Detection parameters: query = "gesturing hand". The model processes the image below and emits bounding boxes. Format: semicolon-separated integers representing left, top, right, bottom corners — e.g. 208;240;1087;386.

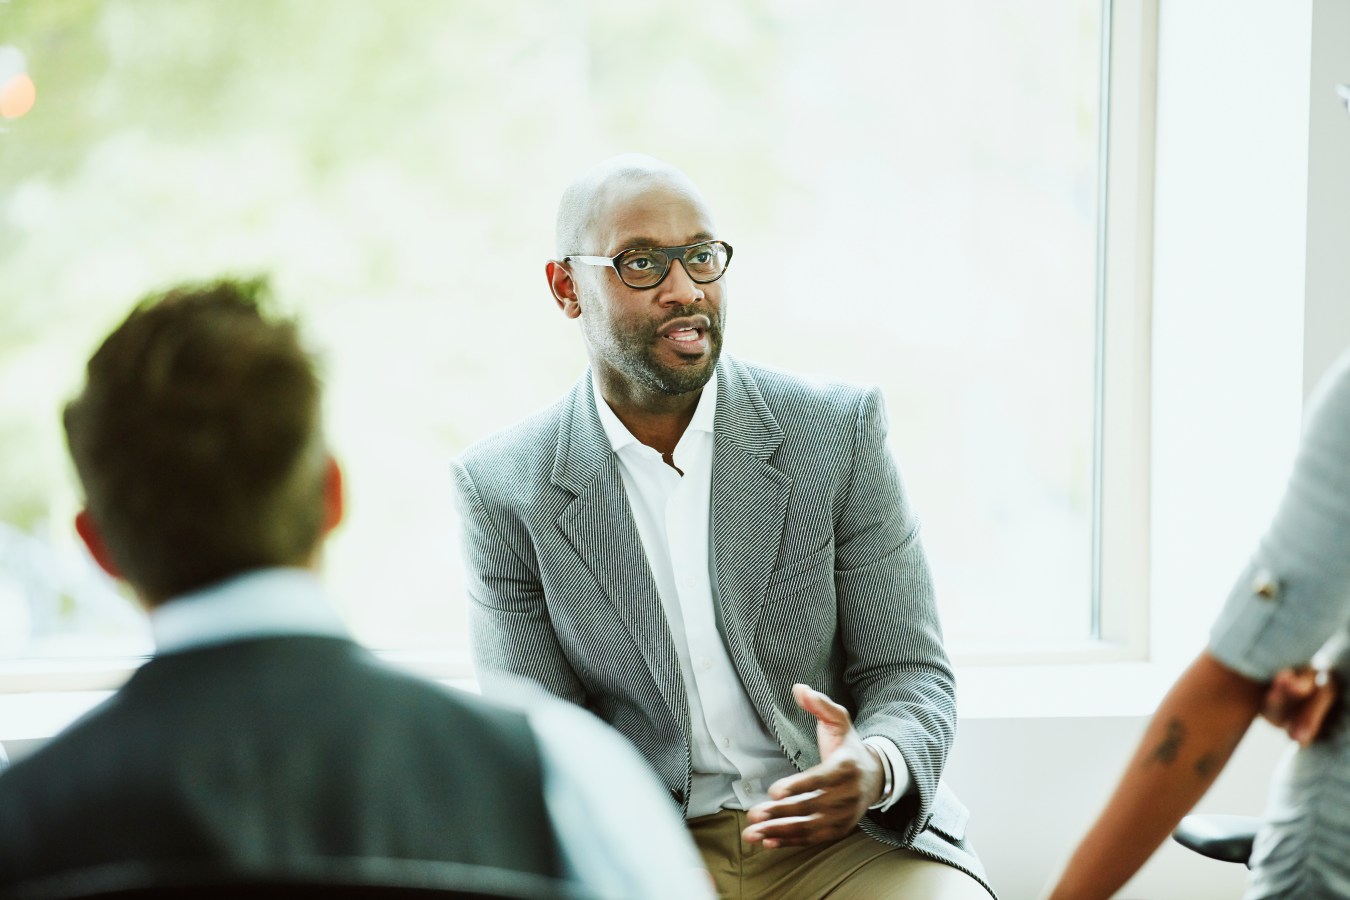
741;684;885;849
1262;666;1339;746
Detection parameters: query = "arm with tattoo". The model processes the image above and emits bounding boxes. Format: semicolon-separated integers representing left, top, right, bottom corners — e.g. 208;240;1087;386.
1048;651;1266;900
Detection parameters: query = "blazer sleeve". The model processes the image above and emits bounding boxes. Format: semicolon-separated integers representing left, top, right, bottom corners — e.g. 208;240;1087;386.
834;387;957;842
451;458;587;707
1209;352;1350;680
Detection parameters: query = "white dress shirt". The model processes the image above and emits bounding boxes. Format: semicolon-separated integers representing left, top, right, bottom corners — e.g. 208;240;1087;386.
592;371;910;817
150;568;712;900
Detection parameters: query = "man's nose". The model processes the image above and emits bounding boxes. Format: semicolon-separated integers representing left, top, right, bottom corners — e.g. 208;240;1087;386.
656;258;705;305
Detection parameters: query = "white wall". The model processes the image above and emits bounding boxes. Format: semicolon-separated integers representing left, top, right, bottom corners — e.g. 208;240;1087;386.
947;717;1289;899
946;1;1350;898
1304;0;1350;396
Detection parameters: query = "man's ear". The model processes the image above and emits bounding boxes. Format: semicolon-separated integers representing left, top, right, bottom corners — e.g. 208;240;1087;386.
546;260;582;319
74;509;123;581
322;455;345;535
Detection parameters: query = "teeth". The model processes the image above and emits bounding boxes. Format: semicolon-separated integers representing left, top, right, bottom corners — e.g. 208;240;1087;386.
669;328;699;341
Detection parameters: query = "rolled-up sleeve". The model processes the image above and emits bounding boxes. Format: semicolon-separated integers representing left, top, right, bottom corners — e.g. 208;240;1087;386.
1210;352;1350;681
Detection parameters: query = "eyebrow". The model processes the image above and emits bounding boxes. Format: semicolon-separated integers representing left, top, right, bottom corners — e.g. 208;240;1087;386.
615;232;715;252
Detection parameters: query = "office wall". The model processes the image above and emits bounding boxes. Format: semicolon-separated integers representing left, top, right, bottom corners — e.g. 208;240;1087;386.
947;715;1287;899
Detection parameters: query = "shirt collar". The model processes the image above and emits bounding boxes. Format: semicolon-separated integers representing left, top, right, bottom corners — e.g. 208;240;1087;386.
590;364;720;453
150;567;348;655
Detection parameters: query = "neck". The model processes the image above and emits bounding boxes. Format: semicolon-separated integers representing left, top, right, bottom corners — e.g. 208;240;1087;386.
609;401;698;456
135;551;325;613
595;378;703;457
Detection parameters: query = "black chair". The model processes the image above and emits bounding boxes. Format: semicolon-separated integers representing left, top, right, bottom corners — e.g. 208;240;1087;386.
1172;814;1262;866
1;858;592;900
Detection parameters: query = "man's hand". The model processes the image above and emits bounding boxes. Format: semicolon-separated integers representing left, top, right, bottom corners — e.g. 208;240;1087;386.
1262;666;1339;746
741;684;884;849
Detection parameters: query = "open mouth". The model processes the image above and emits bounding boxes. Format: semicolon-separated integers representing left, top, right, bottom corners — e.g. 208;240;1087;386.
665;325;703;344
657;316;712;353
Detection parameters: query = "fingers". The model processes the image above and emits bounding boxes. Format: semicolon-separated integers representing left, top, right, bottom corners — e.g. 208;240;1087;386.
793;683;850;726
1262;668;1317;726
743;751;873;848
766;758;856;801
794;684;856;762
742;794;858;849
1261;667;1341;744
742;802;860;848
1290;674;1338;746
746;789;827;823
1278;668;1317;700
741;686;875;849
741;813;819;849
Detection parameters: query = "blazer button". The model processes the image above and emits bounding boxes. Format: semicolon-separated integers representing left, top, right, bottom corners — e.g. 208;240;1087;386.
1252;569;1280;600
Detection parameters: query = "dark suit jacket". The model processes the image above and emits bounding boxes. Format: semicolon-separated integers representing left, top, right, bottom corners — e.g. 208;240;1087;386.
453;355;990;893
0;635;561;890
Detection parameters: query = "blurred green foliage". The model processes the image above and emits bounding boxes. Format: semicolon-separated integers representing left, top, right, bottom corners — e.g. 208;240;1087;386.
0;0;1104;653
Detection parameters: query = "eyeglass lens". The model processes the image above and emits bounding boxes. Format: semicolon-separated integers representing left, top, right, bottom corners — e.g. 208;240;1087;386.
617;241;729;288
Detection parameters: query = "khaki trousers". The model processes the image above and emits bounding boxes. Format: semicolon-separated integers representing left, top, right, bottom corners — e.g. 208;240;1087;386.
689;809;989;900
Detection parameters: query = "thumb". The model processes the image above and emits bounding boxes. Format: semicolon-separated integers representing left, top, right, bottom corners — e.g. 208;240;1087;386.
794;684;853;751
1279;668;1317;698
1266;670;1315;721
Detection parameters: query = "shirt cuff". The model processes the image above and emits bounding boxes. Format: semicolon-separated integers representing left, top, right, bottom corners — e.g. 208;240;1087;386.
862;736;911;812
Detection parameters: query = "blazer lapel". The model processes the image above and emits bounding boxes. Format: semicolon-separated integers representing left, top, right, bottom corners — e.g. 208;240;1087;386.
551;371;689;738
710;357;792;658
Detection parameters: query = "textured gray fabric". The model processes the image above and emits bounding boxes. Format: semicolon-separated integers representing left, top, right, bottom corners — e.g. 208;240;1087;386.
1246;719;1350;899
1206;349;1350;898
453;355;991;895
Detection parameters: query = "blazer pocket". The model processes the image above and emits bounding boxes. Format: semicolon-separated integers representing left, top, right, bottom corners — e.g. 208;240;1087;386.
765;543;834;602
926;783;970;842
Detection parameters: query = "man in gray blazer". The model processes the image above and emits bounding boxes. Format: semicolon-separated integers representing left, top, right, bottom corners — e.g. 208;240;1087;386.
453;155;993;898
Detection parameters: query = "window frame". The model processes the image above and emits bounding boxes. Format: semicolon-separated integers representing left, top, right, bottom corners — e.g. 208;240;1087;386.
944;0;1159;667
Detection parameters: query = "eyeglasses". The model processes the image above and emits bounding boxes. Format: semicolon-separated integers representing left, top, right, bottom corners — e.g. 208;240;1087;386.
565;240;733;290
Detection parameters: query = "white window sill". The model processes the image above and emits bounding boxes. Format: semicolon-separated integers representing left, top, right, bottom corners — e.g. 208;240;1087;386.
956;658;1181;720
0;656;1184;746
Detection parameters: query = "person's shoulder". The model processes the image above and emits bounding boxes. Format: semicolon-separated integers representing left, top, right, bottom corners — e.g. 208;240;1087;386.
458;396;568;466
485;675;661;794
0;690;128;791
349;654;540;740
1298;346;1350;452
1310;347;1350;416
731;356;879;420
452;380;584;498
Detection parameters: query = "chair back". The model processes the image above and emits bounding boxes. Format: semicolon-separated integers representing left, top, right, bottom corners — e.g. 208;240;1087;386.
2;858;592;900
1171;814;1260;867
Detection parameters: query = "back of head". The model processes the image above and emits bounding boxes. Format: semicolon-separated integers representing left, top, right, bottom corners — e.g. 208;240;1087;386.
63;279;327;603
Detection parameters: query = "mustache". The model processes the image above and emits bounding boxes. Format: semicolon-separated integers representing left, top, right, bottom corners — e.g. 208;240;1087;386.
655;306;720;332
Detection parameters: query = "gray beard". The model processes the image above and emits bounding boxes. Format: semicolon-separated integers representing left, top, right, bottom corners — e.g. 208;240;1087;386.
632;346;719;395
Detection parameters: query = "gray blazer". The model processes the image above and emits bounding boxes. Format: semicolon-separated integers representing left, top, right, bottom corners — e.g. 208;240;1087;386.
453;355;989;892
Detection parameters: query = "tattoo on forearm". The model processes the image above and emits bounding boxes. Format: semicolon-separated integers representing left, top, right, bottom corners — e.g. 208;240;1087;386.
1194;753;1220;778
1146;720;1186;766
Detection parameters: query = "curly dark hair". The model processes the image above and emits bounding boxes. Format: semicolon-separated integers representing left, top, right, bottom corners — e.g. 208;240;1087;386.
63;278;327;602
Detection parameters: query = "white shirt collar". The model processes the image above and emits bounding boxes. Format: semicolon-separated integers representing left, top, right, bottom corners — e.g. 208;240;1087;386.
590;364;719;453
150;567;348;654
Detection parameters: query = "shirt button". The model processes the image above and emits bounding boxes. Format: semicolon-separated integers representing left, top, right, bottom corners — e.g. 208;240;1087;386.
720;737;731;750
699;657;713;671
1252;569;1280;600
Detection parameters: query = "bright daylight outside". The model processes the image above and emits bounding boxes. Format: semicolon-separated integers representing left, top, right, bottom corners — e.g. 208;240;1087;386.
0;0;1102;665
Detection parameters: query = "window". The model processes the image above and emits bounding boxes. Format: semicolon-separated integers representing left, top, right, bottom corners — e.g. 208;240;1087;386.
0;0;1154;676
